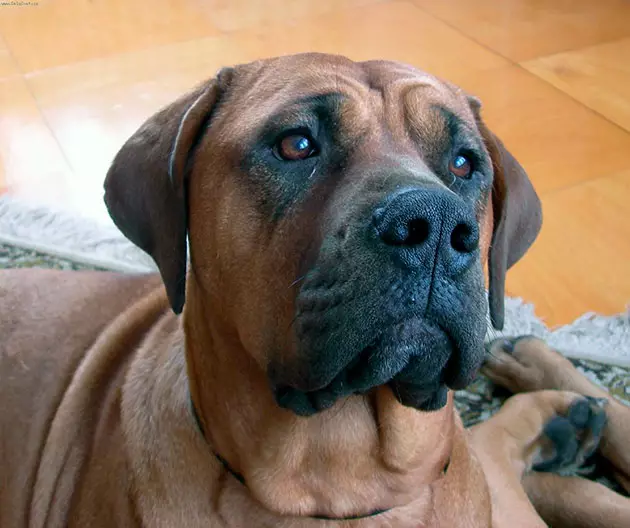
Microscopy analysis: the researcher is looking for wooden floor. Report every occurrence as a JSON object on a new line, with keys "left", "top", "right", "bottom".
{"left": 1, "top": 0, "right": 629, "bottom": 326}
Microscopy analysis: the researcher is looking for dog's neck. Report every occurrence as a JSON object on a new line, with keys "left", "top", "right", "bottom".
{"left": 183, "top": 279, "right": 458, "bottom": 521}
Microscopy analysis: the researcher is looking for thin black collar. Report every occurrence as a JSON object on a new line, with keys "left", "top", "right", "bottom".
{"left": 189, "top": 397, "right": 389, "bottom": 521}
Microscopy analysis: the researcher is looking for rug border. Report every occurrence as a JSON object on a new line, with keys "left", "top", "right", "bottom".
{"left": 0, "top": 195, "right": 156, "bottom": 272}
{"left": 0, "top": 232, "right": 153, "bottom": 273}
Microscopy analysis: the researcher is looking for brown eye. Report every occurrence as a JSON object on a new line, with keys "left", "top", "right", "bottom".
{"left": 275, "top": 134, "right": 317, "bottom": 161}
{"left": 449, "top": 154, "right": 473, "bottom": 178}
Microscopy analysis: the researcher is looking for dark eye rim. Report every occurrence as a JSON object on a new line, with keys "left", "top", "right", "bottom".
{"left": 271, "top": 128, "right": 320, "bottom": 161}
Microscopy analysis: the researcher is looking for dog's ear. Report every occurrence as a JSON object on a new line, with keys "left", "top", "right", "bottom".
{"left": 104, "top": 70, "right": 232, "bottom": 314}
{"left": 470, "top": 98, "right": 542, "bottom": 330}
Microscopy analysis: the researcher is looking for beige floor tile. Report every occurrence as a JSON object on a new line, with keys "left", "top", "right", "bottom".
{"left": 523, "top": 38, "right": 630, "bottom": 133}
{"left": 198, "top": 0, "right": 383, "bottom": 32}
{"left": 458, "top": 66, "right": 630, "bottom": 194}
{"left": 0, "top": 32, "right": 18, "bottom": 79}
{"left": 506, "top": 170, "right": 630, "bottom": 325}
{"left": 0, "top": 0, "right": 221, "bottom": 72}
{"left": 413, "top": 0, "right": 630, "bottom": 62}
{"left": 227, "top": 1, "right": 508, "bottom": 85}
{"left": 23, "top": 35, "right": 253, "bottom": 223}
{"left": 0, "top": 51, "right": 17, "bottom": 79}
{"left": 0, "top": 76, "right": 77, "bottom": 214}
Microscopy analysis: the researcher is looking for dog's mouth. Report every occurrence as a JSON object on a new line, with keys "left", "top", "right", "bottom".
{"left": 274, "top": 316, "right": 475, "bottom": 416}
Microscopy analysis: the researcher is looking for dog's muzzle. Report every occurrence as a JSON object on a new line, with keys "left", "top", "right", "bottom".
{"left": 272, "top": 186, "right": 488, "bottom": 416}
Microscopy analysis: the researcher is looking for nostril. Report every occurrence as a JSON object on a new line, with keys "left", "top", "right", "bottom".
{"left": 405, "top": 218, "right": 430, "bottom": 246}
{"left": 374, "top": 207, "right": 431, "bottom": 247}
{"left": 378, "top": 218, "right": 430, "bottom": 246}
{"left": 451, "top": 223, "right": 479, "bottom": 253}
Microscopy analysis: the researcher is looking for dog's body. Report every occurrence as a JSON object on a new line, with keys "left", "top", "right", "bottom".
{"left": 1, "top": 53, "right": 629, "bottom": 527}
{"left": 2, "top": 270, "right": 489, "bottom": 527}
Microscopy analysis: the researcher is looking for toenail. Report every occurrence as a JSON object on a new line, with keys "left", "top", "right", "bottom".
{"left": 501, "top": 339, "right": 514, "bottom": 353}
{"left": 511, "top": 334, "right": 537, "bottom": 346}
{"left": 568, "top": 399, "right": 591, "bottom": 428}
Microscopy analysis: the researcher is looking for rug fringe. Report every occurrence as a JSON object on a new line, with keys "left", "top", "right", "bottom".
{"left": 0, "top": 196, "right": 155, "bottom": 273}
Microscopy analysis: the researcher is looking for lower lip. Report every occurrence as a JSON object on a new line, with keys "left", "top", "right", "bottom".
{"left": 389, "top": 382, "right": 449, "bottom": 411}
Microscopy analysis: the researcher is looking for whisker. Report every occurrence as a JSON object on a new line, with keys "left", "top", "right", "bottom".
{"left": 485, "top": 311, "right": 500, "bottom": 341}
{"left": 482, "top": 313, "right": 513, "bottom": 364}
{"left": 286, "top": 313, "right": 299, "bottom": 332}
{"left": 289, "top": 275, "right": 306, "bottom": 288}
{"left": 485, "top": 348, "right": 509, "bottom": 363}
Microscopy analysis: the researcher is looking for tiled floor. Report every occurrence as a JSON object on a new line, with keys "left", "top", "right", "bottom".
{"left": 1, "top": 0, "right": 629, "bottom": 325}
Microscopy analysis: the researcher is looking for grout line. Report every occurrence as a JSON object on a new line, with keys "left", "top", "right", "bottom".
{"left": 406, "top": 2, "right": 522, "bottom": 65}
{"left": 0, "top": 30, "right": 24, "bottom": 81}
{"left": 19, "top": 74, "right": 78, "bottom": 177}
{"left": 520, "top": 34, "right": 630, "bottom": 65}
{"left": 408, "top": 2, "right": 630, "bottom": 197}
{"left": 518, "top": 56, "right": 630, "bottom": 138}
{"left": 4, "top": 0, "right": 394, "bottom": 178}
{"left": 408, "top": 2, "right": 630, "bottom": 142}
{"left": 13, "top": 0, "right": 391, "bottom": 79}
{"left": 540, "top": 169, "right": 630, "bottom": 200}
{"left": 0, "top": 26, "right": 79, "bottom": 177}
{"left": 20, "top": 33, "right": 228, "bottom": 80}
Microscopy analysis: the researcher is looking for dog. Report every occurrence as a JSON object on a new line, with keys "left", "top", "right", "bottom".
{"left": 1, "top": 53, "right": 629, "bottom": 527}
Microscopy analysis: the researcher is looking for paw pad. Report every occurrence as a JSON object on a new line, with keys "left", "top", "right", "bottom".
{"left": 532, "top": 396, "right": 608, "bottom": 475}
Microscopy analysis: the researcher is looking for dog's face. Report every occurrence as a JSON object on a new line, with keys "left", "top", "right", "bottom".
{"left": 105, "top": 53, "right": 541, "bottom": 416}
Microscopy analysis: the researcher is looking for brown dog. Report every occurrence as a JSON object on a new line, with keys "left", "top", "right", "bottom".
{"left": 1, "top": 53, "right": 628, "bottom": 527}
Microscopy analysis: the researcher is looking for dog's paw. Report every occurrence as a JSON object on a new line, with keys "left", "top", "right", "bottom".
{"left": 530, "top": 396, "right": 608, "bottom": 476}
{"left": 482, "top": 335, "right": 575, "bottom": 393}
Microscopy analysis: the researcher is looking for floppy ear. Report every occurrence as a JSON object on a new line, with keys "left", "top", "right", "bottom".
{"left": 471, "top": 100, "right": 543, "bottom": 330}
{"left": 104, "top": 71, "right": 231, "bottom": 314}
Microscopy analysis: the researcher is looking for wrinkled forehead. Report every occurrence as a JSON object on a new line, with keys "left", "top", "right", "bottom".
{"left": 218, "top": 54, "right": 474, "bottom": 133}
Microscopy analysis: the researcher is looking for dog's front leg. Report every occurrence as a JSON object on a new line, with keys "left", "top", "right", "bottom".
{"left": 484, "top": 336, "right": 630, "bottom": 493}
{"left": 522, "top": 472, "right": 630, "bottom": 528}
{"left": 469, "top": 390, "right": 606, "bottom": 528}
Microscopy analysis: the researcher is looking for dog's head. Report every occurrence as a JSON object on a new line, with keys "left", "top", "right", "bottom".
{"left": 105, "top": 53, "right": 541, "bottom": 416}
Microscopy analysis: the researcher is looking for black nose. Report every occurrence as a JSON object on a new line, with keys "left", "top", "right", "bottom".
{"left": 372, "top": 188, "right": 479, "bottom": 274}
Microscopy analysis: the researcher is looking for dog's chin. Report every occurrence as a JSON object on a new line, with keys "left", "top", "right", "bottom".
{"left": 389, "top": 382, "right": 449, "bottom": 411}
{"left": 273, "top": 318, "right": 474, "bottom": 417}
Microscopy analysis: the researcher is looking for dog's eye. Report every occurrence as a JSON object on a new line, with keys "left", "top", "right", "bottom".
{"left": 274, "top": 133, "right": 318, "bottom": 161}
{"left": 449, "top": 154, "right": 473, "bottom": 178}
